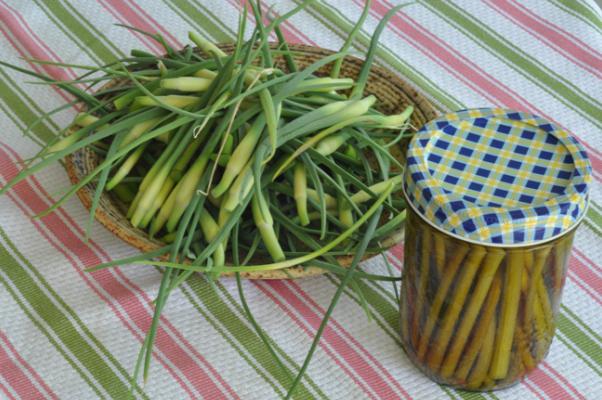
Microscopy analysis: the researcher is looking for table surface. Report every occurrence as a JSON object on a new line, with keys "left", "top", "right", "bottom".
{"left": 0, "top": 1, "right": 601, "bottom": 399}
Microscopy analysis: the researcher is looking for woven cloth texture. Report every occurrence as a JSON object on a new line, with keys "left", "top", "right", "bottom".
{"left": 0, "top": 1, "right": 601, "bottom": 399}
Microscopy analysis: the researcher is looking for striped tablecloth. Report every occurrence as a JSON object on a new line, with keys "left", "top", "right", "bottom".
{"left": 1, "top": 1, "right": 600, "bottom": 399}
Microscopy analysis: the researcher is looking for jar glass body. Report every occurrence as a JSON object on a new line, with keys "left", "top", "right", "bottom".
{"left": 399, "top": 206, "right": 575, "bottom": 391}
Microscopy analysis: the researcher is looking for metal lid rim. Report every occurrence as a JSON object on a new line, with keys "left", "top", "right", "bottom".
{"left": 401, "top": 182, "right": 588, "bottom": 248}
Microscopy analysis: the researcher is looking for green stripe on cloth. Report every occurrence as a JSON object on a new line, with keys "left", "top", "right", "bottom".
{"left": 214, "top": 280, "right": 331, "bottom": 400}
{"left": 584, "top": 209, "right": 602, "bottom": 237}
{"left": 177, "top": 284, "right": 286, "bottom": 399}
{"left": 0, "top": 69, "right": 60, "bottom": 145}
{"left": 0, "top": 275, "right": 104, "bottom": 398}
{"left": 31, "top": 0, "right": 110, "bottom": 65}
{"left": 299, "top": 0, "right": 459, "bottom": 111}
{"left": 60, "top": 0, "right": 126, "bottom": 59}
{"left": 0, "top": 98, "right": 26, "bottom": 133}
{"left": 366, "top": 276, "right": 398, "bottom": 304}
{"left": 561, "top": 305, "right": 602, "bottom": 347}
{"left": 558, "top": 308, "right": 602, "bottom": 374}
{"left": 325, "top": 275, "right": 401, "bottom": 344}
{"left": 166, "top": 0, "right": 234, "bottom": 43}
{"left": 547, "top": 0, "right": 602, "bottom": 32}
{"left": 328, "top": 275, "right": 399, "bottom": 335}
{"left": 0, "top": 228, "right": 147, "bottom": 399}
{"left": 182, "top": 276, "right": 328, "bottom": 400}
{"left": 421, "top": 0, "right": 602, "bottom": 128}
{"left": 555, "top": 333, "right": 602, "bottom": 377}
{"left": 326, "top": 275, "right": 493, "bottom": 400}
{"left": 586, "top": 204, "right": 602, "bottom": 237}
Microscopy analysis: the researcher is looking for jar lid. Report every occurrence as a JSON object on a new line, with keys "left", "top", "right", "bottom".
{"left": 403, "top": 108, "right": 592, "bottom": 246}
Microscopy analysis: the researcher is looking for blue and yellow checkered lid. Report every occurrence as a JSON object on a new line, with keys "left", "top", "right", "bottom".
{"left": 403, "top": 108, "right": 592, "bottom": 245}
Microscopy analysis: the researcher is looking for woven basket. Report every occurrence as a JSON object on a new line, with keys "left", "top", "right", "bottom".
{"left": 65, "top": 43, "right": 438, "bottom": 279}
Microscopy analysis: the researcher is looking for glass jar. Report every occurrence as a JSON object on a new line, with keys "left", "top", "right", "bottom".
{"left": 399, "top": 206, "right": 576, "bottom": 390}
{"left": 399, "top": 108, "right": 591, "bottom": 391}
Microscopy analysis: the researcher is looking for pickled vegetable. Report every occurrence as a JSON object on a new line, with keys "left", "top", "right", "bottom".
{"left": 400, "top": 208, "right": 575, "bottom": 391}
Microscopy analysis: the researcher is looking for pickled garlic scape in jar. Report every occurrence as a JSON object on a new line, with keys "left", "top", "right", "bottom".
{"left": 399, "top": 108, "right": 592, "bottom": 391}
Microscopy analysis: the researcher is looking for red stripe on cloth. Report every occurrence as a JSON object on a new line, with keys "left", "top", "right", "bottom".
{"left": 255, "top": 282, "right": 380, "bottom": 399}
{"left": 518, "top": 0, "right": 602, "bottom": 60}
{"left": 0, "top": 150, "right": 196, "bottom": 399}
{"left": 0, "top": 2, "right": 75, "bottom": 106}
{"left": 228, "top": 1, "right": 279, "bottom": 42}
{"left": 582, "top": 141, "right": 602, "bottom": 158}
{"left": 571, "top": 251, "right": 602, "bottom": 297}
{"left": 97, "top": 0, "right": 165, "bottom": 53}
{"left": 492, "top": 0, "right": 602, "bottom": 78}
{"left": 578, "top": 142, "right": 602, "bottom": 180}
{"left": 377, "top": 0, "right": 554, "bottom": 113}
{"left": 371, "top": 0, "right": 602, "bottom": 183}
{"left": 0, "top": 145, "right": 237, "bottom": 400}
{"left": 568, "top": 270, "right": 601, "bottom": 306}
{"left": 522, "top": 378, "right": 547, "bottom": 400}
{"left": 0, "top": 382, "right": 18, "bottom": 400}
{"left": 541, "top": 361, "right": 587, "bottom": 400}
{"left": 5, "top": 153, "right": 239, "bottom": 398}
{"left": 259, "top": 1, "right": 312, "bottom": 44}
{"left": 569, "top": 253, "right": 602, "bottom": 304}
{"left": 386, "top": 254, "right": 402, "bottom": 272}
{"left": 514, "top": 4, "right": 602, "bottom": 61}
{"left": 388, "top": 243, "right": 404, "bottom": 267}
{"left": 367, "top": 0, "right": 513, "bottom": 106}
{"left": 125, "top": 0, "right": 182, "bottom": 48}
{"left": 0, "top": 1, "right": 66, "bottom": 64}
{"left": 258, "top": 280, "right": 412, "bottom": 400}
{"left": 283, "top": 281, "right": 412, "bottom": 400}
{"left": 527, "top": 364, "right": 582, "bottom": 400}
{"left": 0, "top": 0, "right": 76, "bottom": 81}
{"left": 0, "top": 331, "right": 58, "bottom": 400}
{"left": 573, "top": 248, "right": 602, "bottom": 275}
